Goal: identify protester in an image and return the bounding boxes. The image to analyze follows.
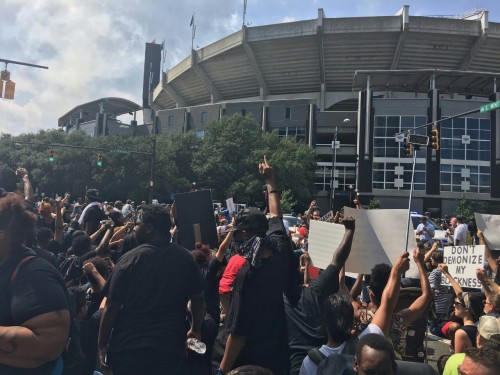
[213,156,299,375]
[0,193,70,374]
[416,216,435,245]
[78,189,106,236]
[353,333,397,375]
[98,204,205,375]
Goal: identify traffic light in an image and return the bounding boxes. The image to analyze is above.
[49,149,55,162]
[431,127,439,151]
[97,153,103,167]
[403,139,413,156]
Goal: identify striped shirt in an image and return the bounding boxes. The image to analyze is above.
[428,268,448,314]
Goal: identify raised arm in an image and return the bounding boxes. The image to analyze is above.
[53,198,64,244]
[399,249,433,327]
[476,268,500,295]
[259,155,281,218]
[15,168,34,203]
[478,230,498,275]
[370,252,410,336]
[215,229,234,263]
[95,226,114,257]
[424,241,439,263]
[439,263,464,296]
[331,216,355,269]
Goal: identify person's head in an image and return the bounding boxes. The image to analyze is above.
[450,217,458,228]
[84,256,112,279]
[114,200,123,210]
[483,293,500,315]
[0,194,37,253]
[437,354,451,375]
[354,333,397,375]
[312,210,321,221]
[431,251,444,268]
[192,244,212,268]
[68,286,88,321]
[322,294,354,345]
[456,215,464,224]
[0,167,18,192]
[135,204,171,244]
[126,199,132,204]
[36,227,53,249]
[85,188,100,203]
[71,234,91,256]
[454,292,484,322]
[368,263,391,306]
[38,202,53,218]
[226,365,274,375]
[458,347,500,375]
[476,315,500,351]
[421,216,428,224]
[232,207,268,241]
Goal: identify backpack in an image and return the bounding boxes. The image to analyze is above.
[12,255,86,374]
[59,255,83,283]
[306,337,358,375]
[307,351,355,375]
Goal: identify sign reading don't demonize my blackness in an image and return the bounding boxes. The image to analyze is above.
[442,245,485,289]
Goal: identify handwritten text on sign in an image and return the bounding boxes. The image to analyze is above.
[442,245,485,289]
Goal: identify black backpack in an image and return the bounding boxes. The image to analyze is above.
[59,255,83,283]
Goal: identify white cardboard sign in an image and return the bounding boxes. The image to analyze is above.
[307,208,419,278]
[474,213,500,250]
[442,245,485,289]
[226,198,236,214]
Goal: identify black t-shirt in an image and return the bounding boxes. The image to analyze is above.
[105,241,204,358]
[0,248,69,375]
[83,204,106,235]
[80,308,103,375]
[213,217,294,375]
[286,264,340,375]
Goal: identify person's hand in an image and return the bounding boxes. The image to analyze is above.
[309,200,317,208]
[476,268,488,280]
[258,155,275,182]
[300,253,310,266]
[438,263,449,274]
[431,241,439,250]
[477,229,484,240]
[99,346,110,370]
[340,215,355,231]
[83,262,97,276]
[393,252,410,275]
[413,248,424,264]
[187,328,201,341]
[15,167,29,178]
[55,197,63,209]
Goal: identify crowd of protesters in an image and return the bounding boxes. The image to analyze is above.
[0,159,499,375]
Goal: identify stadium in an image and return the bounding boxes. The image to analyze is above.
[60,5,500,215]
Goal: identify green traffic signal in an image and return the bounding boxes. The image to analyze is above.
[97,161,102,167]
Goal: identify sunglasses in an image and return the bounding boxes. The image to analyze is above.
[454,300,465,307]
[483,300,492,306]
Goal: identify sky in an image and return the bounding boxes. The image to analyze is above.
[1,0,498,136]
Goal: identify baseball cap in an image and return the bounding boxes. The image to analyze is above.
[478,315,500,345]
[86,188,101,202]
[232,207,268,236]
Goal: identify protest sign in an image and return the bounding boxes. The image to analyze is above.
[308,220,346,270]
[442,245,484,289]
[226,198,236,215]
[344,208,419,278]
[474,213,500,250]
[308,209,418,278]
[175,190,218,249]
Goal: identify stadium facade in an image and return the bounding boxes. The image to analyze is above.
[61,6,500,215]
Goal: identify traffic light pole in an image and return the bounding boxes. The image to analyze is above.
[405,148,417,253]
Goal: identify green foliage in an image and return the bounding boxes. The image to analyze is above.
[455,194,478,220]
[1,115,316,207]
[280,189,297,213]
[369,198,381,209]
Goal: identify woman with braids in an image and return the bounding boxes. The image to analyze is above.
[0,193,70,374]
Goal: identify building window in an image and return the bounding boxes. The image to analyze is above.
[276,127,306,141]
[440,117,490,193]
[195,130,205,138]
[168,115,174,127]
[372,115,427,191]
[201,111,208,124]
[314,162,356,192]
[285,107,291,119]
[241,109,246,116]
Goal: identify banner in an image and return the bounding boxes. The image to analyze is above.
[442,245,485,289]
[308,208,418,278]
[474,213,500,250]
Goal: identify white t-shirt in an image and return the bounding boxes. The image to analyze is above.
[416,222,435,243]
[299,342,347,375]
[359,323,384,339]
[454,223,468,245]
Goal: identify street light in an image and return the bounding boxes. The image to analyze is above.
[330,118,351,210]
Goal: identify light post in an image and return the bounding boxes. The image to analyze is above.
[330,118,351,210]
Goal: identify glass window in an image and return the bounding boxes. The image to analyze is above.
[201,112,208,124]
[168,115,175,127]
[285,107,291,119]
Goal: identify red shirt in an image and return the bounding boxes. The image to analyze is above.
[219,254,247,294]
